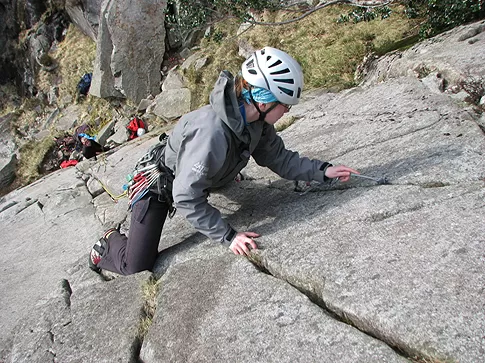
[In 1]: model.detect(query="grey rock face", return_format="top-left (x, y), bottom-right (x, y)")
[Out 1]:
top-left (161, 68), bottom-right (185, 92)
top-left (90, 0), bottom-right (167, 103)
top-left (0, 112), bottom-right (18, 188)
top-left (142, 250), bottom-right (407, 363)
top-left (359, 20), bottom-right (485, 94)
top-left (150, 88), bottom-right (191, 121)
top-left (8, 267), bottom-right (152, 363)
top-left (0, 168), bottom-right (104, 356)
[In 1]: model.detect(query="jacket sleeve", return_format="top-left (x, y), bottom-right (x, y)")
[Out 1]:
top-left (172, 123), bottom-right (237, 245)
top-left (251, 123), bottom-right (330, 182)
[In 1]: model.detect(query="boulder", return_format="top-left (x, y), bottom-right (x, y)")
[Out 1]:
top-left (90, 0), bottom-right (167, 103)
top-left (180, 52), bottom-right (200, 70)
top-left (137, 96), bottom-right (154, 112)
top-left (161, 68), bottom-right (185, 92)
top-left (96, 119), bottom-right (116, 147)
top-left (150, 88), bottom-right (191, 121)
top-left (106, 126), bottom-right (129, 146)
top-left (194, 56), bottom-right (208, 71)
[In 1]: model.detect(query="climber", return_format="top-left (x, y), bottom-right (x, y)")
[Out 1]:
top-left (89, 47), bottom-right (359, 275)
top-left (78, 133), bottom-right (109, 160)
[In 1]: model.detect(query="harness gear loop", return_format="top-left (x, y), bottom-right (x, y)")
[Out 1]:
top-left (128, 133), bottom-right (176, 217)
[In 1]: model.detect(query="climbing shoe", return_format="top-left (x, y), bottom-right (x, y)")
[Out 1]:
top-left (88, 237), bottom-right (107, 273)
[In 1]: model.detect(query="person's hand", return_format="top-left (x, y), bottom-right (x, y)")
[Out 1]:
top-left (229, 232), bottom-right (260, 256)
top-left (325, 165), bottom-right (359, 182)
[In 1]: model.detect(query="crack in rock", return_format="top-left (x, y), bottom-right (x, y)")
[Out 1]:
top-left (133, 274), bottom-right (160, 362)
top-left (0, 200), bottom-right (18, 213)
top-left (247, 255), bottom-right (448, 363)
top-left (60, 279), bottom-right (72, 308)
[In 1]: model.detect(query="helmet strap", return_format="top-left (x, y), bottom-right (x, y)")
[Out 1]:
top-left (248, 88), bottom-right (278, 121)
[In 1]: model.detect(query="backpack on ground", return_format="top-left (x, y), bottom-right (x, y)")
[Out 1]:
top-left (127, 117), bottom-right (146, 140)
top-left (77, 73), bottom-right (92, 96)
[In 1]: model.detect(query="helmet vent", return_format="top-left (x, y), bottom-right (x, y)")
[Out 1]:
top-left (274, 78), bottom-right (294, 84)
top-left (297, 88), bottom-right (301, 98)
top-left (266, 56), bottom-right (272, 61)
top-left (246, 59), bottom-right (255, 68)
top-left (248, 69), bottom-right (258, 75)
top-left (278, 86), bottom-right (294, 97)
top-left (268, 59), bottom-right (282, 68)
top-left (270, 68), bottom-right (290, 75)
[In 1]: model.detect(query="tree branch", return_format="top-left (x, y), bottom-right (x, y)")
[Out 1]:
top-left (243, 0), bottom-right (395, 26)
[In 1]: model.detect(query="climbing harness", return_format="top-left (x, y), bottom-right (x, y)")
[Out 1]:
top-left (126, 133), bottom-right (176, 217)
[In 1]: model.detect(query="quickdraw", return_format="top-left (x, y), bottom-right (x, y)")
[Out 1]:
top-left (127, 133), bottom-right (176, 217)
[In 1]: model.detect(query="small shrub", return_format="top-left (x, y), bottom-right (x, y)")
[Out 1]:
top-left (405, 0), bottom-right (485, 38)
top-left (461, 76), bottom-right (485, 105)
top-left (337, 6), bottom-right (392, 24)
top-left (165, 0), bottom-right (280, 33)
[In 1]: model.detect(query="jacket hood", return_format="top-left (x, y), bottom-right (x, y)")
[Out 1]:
top-left (209, 71), bottom-right (248, 142)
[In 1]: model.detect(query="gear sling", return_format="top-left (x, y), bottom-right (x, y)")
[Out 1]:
top-left (128, 133), bottom-right (176, 217)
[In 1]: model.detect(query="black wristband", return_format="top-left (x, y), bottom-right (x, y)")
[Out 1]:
top-left (319, 162), bottom-right (333, 182)
top-left (223, 226), bottom-right (237, 245)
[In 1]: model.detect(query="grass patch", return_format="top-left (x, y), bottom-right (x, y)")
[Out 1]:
top-left (241, 4), bottom-right (421, 91)
top-left (275, 115), bottom-right (299, 132)
top-left (182, 19), bottom-right (244, 109)
top-left (38, 24), bottom-right (96, 107)
top-left (16, 136), bottom-right (57, 184)
top-left (182, 5), bottom-right (421, 109)
top-left (137, 276), bottom-right (160, 340)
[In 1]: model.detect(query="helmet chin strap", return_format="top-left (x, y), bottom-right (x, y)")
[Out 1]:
top-left (248, 89), bottom-right (278, 121)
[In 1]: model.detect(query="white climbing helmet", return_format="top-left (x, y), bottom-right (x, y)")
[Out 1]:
top-left (241, 47), bottom-right (304, 105)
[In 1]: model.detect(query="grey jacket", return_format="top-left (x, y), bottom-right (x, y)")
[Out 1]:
top-left (164, 71), bottom-right (329, 245)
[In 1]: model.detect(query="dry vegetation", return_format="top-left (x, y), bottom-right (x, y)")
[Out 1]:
top-left (183, 4), bottom-right (421, 108)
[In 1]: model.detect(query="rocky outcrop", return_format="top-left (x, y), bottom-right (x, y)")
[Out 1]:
top-left (1, 21), bottom-right (484, 363)
top-left (64, 0), bottom-right (103, 41)
top-left (0, 0), bottom-right (69, 95)
top-left (0, 113), bottom-right (17, 189)
top-left (0, 0), bottom-right (18, 84)
top-left (358, 20), bottom-right (485, 97)
top-left (89, 0), bottom-right (167, 103)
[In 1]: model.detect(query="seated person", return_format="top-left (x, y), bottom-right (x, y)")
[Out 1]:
top-left (78, 133), bottom-right (109, 159)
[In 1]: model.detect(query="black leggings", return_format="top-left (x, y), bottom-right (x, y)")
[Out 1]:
top-left (97, 193), bottom-right (169, 275)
